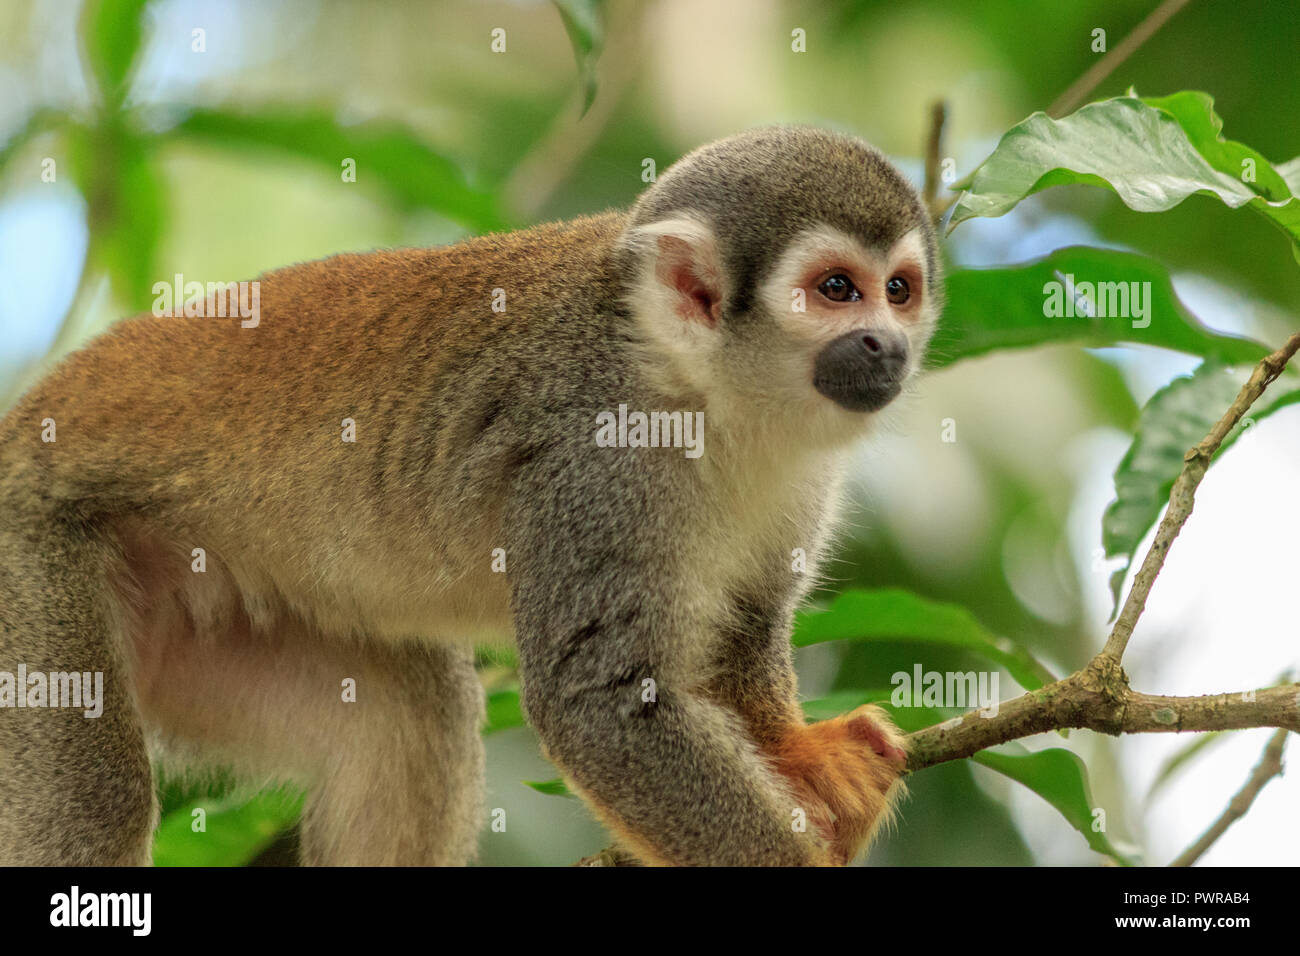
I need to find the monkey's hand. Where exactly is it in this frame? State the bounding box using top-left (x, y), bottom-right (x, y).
top-left (766, 705), bottom-right (907, 865)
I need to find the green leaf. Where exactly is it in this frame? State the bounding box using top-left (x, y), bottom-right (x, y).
top-left (1139, 92), bottom-right (1292, 202)
top-left (484, 688), bottom-right (525, 734)
top-left (165, 109), bottom-right (506, 232)
top-left (948, 93), bottom-right (1300, 255)
top-left (792, 589), bottom-right (1054, 691)
top-left (1277, 157), bottom-right (1300, 263)
top-left (80, 0), bottom-right (151, 109)
top-left (1102, 361), bottom-right (1300, 612)
top-left (524, 778), bottom-right (573, 797)
top-left (152, 787), bottom-right (303, 866)
top-left (933, 247), bottom-right (1269, 369)
top-left (552, 0), bottom-right (605, 115)
top-left (973, 747), bottom-right (1138, 864)
top-left (1145, 732), bottom-right (1226, 803)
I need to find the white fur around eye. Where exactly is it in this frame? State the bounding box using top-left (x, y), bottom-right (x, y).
top-left (760, 225), bottom-right (933, 338)
top-left (759, 225), bottom-right (867, 329)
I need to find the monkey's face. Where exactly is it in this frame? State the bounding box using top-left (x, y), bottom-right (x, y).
top-left (623, 127), bottom-right (942, 447)
top-left (756, 224), bottom-right (937, 422)
top-left (626, 216), bottom-right (939, 447)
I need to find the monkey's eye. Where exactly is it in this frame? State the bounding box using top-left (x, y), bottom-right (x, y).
top-left (885, 275), bottom-right (911, 305)
top-left (818, 274), bottom-right (860, 303)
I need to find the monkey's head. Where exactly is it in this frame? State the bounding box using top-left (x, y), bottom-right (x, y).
top-left (620, 125), bottom-right (943, 447)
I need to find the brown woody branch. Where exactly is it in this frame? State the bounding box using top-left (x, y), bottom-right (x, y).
top-left (1169, 728), bottom-right (1290, 867)
top-left (1101, 331), bottom-right (1300, 661)
top-left (911, 331), bottom-right (1300, 769)
top-left (905, 660), bottom-right (1299, 772)
top-left (922, 100), bottom-right (948, 225)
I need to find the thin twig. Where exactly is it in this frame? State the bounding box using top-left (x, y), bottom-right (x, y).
top-left (1048, 0), bottom-right (1193, 118)
top-left (1169, 728), bottom-right (1289, 867)
top-left (1101, 331), bottom-right (1300, 662)
top-left (922, 100), bottom-right (948, 225)
top-left (940, 0), bottom-right (1192, 227)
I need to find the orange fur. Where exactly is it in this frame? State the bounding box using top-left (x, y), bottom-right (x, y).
top-left (765, 705), bottom-right (907, 865)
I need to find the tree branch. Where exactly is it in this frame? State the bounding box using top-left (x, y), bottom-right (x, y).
top-left (933, 0), bottom-right (1194, 226)
top-left (1048, 0), bottom-right (1193, 118)
top-left (905, 667), bottom-right (1300, 773)
top-left (913, 330), bottom-right (1300, 769)
top-left (576, 687), bottom-right (1298, 866)
top-left (1169, 728), bottom-right (1289, 867)
top-left (1101, 330), bottom-right (1300, 661)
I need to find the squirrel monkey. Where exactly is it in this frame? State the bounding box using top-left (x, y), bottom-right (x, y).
top-left (0, 126), bottom-right (941, 866)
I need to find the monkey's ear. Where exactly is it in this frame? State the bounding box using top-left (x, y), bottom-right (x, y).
top-left (630, 218), bottom-right (724, 328)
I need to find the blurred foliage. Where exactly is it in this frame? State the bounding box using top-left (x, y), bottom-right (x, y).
top-left (0, 0), bottom-right (1295, 867)
top-left (792, 588), bottom-right (1056, 689)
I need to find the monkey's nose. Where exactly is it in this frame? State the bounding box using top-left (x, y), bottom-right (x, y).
top-left (812, 328), bottom-right (909, 412)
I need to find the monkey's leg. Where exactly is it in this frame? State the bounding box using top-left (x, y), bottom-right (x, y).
top-left (295, 639), bottom-right (486, 866)
top-left (132, 604), bottom-right (485, 867)
top-left (0, 522), bottom-right (156, 865)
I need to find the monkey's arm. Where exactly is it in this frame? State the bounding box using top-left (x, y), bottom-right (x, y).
top-left (707, 594), bottom-right (909, 865)
top-left (504, 447), bottom-right (832, 866)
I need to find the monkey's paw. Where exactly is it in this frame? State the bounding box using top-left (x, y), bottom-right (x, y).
top-left (768, 705), bottom-right (908, 865)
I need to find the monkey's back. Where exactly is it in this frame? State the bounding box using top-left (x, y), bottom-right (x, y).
top-left (2, 210), bottom-right (627, 507)
top-left (0, 211), bottom-right (631, 641)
